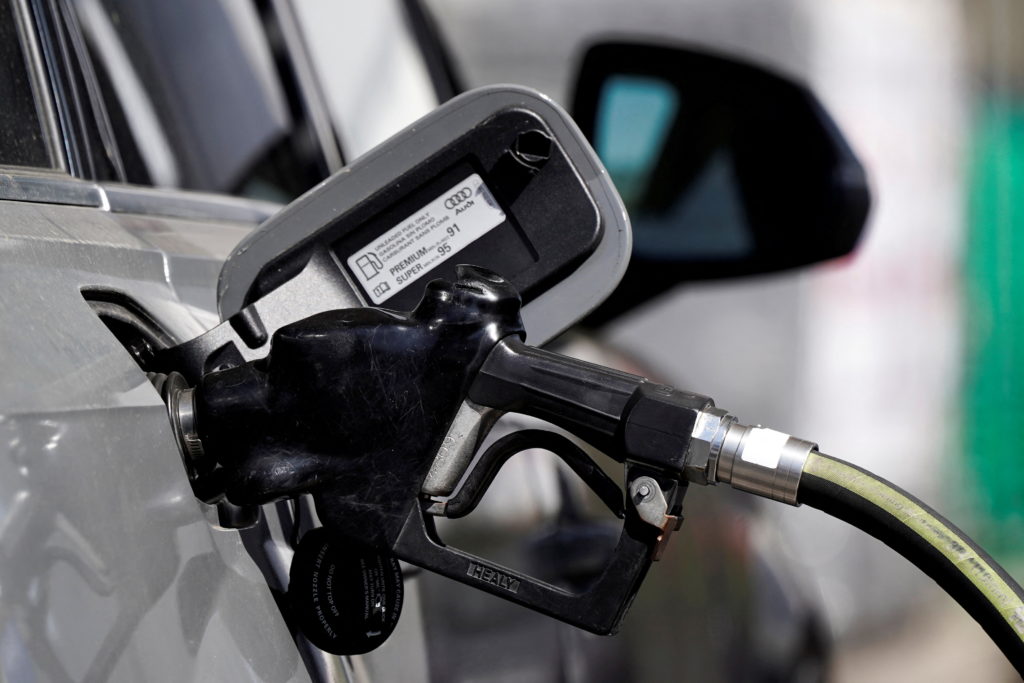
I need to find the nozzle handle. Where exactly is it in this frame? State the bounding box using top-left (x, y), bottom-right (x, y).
top-left (468, 338), bottom-right (645, 456)
top-left (396, 466), bottom-right (671, 634)
top-left (469, 338), bottom-right (714, 472)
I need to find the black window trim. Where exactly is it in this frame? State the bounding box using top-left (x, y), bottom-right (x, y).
top-left (7, 0), bottom-right (66, 172)
top-left (23, 0), bottom-right (129, 182)
top-left (27, 0), bottom-right (90, 177)
top-left (55, 0), bottom-right (126, 181)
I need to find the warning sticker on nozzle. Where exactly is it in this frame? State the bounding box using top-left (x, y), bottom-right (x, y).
top-left (346, 173), bottom-right (506, 304)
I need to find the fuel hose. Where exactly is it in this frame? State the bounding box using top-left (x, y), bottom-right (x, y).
top-left (466, 341), bottom-right (1024, 667)
top-left (796, 451), bottom-right (1024, 673)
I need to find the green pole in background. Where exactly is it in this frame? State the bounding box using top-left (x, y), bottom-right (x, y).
top-left (965, 97), bottom-right (1024, 556)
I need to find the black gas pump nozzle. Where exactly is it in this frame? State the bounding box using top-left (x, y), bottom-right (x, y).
top-left (397, 333), bottom-right (715, 632)
top-left (166, 267), bottom-right (720, 651)
top-left (161, 262), bottom-right (1024, 673)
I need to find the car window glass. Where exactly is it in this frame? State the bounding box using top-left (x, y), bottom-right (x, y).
top-left (71, 0), bottom-right (328, 199)
top-left (594, 74), bottom-right (678, 206)
top-left (0, 0), bottom-right (55, 168)
top-left (594, 72), bottom-right (754, 261)
top-left (630, 149), bottom-right (754, 259)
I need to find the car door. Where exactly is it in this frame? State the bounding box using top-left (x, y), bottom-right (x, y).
top-left (0, 1), bottom-right (435, 680)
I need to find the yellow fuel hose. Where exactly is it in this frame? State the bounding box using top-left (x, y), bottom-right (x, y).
top-left (797, 451), bottom-right (1024, 674)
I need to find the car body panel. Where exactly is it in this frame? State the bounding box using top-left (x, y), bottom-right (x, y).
top-left (0, 198), bottom-right (315, 681)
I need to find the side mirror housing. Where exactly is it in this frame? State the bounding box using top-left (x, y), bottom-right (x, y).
top-left (571, 42), bottom-right (871, 323)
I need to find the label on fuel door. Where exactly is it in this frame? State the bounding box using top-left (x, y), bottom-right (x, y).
top-left (347, 173), bottom-right (506, 304)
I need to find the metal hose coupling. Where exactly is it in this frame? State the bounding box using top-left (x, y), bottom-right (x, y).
top-left (161, 371), bottom-right (206, 479)
top-left (685, 408), bottom-right (816, 506)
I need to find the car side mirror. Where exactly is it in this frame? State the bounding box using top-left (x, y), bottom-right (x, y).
top-left (571, 42), bottom-right (871, 324)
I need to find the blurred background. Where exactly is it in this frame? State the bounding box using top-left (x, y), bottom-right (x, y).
top-left (418, 0), bottom-right (1021, 680)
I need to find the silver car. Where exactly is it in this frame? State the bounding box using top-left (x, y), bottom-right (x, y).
top-left (1, 1), bottom-right (862, 680)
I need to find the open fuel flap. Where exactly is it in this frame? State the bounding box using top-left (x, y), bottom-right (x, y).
top-left (156, 85), bottom-right (630, 384)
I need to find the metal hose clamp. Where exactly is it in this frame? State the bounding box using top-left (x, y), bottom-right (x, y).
top-left (163, 372), bottom-right (205, 477)
top-left (713, 422), bottom-right (816, 506)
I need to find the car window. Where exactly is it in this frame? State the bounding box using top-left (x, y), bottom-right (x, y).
top-left (48, 0), bottom-right (458, 203)
top-left (70, 0), bottom-right (331, 200)
top-left (60, 0), bottom-right (456, 202)
top-left (0, 0), bottom-right (56, 168)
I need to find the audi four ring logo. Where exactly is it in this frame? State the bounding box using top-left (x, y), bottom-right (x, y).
top-left (444, 187), bottom-right (472, 209)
